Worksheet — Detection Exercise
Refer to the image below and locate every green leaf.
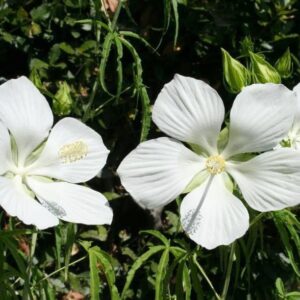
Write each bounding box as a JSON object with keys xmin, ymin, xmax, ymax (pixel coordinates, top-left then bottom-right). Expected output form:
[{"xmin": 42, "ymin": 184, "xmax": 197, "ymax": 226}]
[
  {"xmin": 54, "ymin": 226, "xmax": 62, "ymax": 269},
  {"xmin": 120, "ymin": 37, "xmax": 151, "ymax": 141},
  {"xmin": 99, "ymin": 32, "xmax": 114, "ymax": 95},
  {"xmin": 114, "ymin": 36, "xmax": 124, "ymax": 100},
  {"xmin": 103, "ymin": 192, "xmax": 122, "ymax": 201},
  {"xmin": 121, "ymin": 247, "xmax": 137, "ymax": 260},
  {"xmin": 89, "ymin": 247, "xmax": 101, "ymax": 300},
  {"xmin": 165, "ymin": 210, "xmax": 181, "ymax": 234},
  {"xmin": 64, "ymin": 223, "xmax": 77, "ymax": 281},
  {"xmin": 183, "ymin": 262, "xmax": 192, "ymax": 300},
  {"xmin": 49, "ymin": 44, "xmax": 61, "ymax": 65},
  {"xmin": 88, "ymin": 246, "xmax": 120, "ymax": 300},
  {"xmin": 0, "ymin": 229, "xmax": 35, "ymax": 238},
  {"xmin": 79, "ymin": 226, "xmax": 108, "ymax": 242},
  {"xmin": 138, "ymin": 86, "xmax": 152, "ymax": 142},
  {"xmin": 169, "ymin": 246, "xmax": 186, "ymax": 258},
  {"xmin": 78, "ymin": 40, "xmax": 97, "ymax": 52},
  {"xmin": 189, "ymin": 257, "xmax": 204, "ymax": 300},
  {"xmin": 29, "ymin": 58, "xmax": 49, "ymax": 71},
  {"xmin": 29, "ymin": 68, "xmax": 43, "ymax": 89},
  {"xmin": 92, "ymin": 247, "xmax": 120, "ymax": 300},
  {"xmin": 121, "ymin": 245, "xmax": 165, "ymax": 299},
  {"xmin": 140, "ymin": 230, "xmax": 170, "ymax": 246},
  {"xmin": 155, "ymin": 248, "xmax": 170, "ymax": 300},
  {"xmin": 175, "ymin": 259, "xmax": 185, "ymax": 299},
  {"xmin": 273, "ymin": 212, "xmax": 300, "ymax": 276},
  {"xmin": 30, "ymin": 4, "xmax": 52, "ymax": 21},
  {"xmin": 275, "ymin": 278, "xmax": 285, "ymax": 298},
  {"xmin": 59, "ymin": 42, "xmax": 76, "ymax": 55},
  {"xmin": 2, "ymin": 237, "xmax": 27, "ymax": 276},
  {"xmin": 119, "ymin": 31, "xmax": 156, "ymax": 53},
  {"xmin": 286, "ymin": 291, "xmax": 300, "ymax": 299}
]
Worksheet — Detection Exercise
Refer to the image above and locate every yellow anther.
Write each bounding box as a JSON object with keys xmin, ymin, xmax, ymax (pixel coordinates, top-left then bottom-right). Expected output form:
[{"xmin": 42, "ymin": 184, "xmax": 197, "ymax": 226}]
[
  {"xmin": 58, "ymin": 141, "xmax": 88, "ymax": 163},
  {"xmin": 205, "ymin": 155, "xmax": 226, "ymax": 174}
]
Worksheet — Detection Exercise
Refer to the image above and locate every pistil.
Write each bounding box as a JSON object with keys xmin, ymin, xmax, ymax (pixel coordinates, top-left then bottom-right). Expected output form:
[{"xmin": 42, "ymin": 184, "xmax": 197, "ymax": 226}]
[{"xmin": 206, "ymin": 155, "xmax": 226, "ymax": 174}]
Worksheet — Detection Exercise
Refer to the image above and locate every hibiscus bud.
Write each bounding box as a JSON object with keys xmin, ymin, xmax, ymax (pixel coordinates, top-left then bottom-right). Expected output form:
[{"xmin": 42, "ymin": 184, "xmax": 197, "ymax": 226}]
[
  {"xmin": 53, "ymin": 81, "xmax": 73, "ymax": 116},
  {"xmin": 221, "ymin": 48, "xmax": 250, "ymax": 93},
  {"xmin": 102, "ymin": 0, "xmax": 119, "ymax": 13},
  {"xmin": 249, "ymin": 51, "xmax": 281, "ymax": 83},
  {"xmin": 275, "ymin": 48, "xmax": 293, "ymax": 79}
]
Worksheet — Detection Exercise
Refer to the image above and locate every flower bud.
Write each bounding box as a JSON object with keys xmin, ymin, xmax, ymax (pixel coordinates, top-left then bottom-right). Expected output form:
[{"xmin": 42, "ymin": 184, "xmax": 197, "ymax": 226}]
[
  {"xmin": 249, "ymin": 51, "xmax": 281, "ymax": 83},
  {"xmin": 221, "ymin": 48, "xmax": 250, "ymax": 93},
  {"xmin": 53, "ymin": 81, "xmax": 73, "ymax": 116},
  {"xmin": 275, "ymin": 48, "xmax": 293, "ymax": 79}
]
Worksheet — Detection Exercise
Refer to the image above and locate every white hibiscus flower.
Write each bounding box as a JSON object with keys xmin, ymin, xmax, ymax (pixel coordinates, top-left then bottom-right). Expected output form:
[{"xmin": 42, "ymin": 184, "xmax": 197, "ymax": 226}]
[
  {"xmin": 0, "ymin": 76, "xmax": 113, "ymax": 229},
  {"xmin": 288, "ymin": 83, "xmax": 300, "ymax": 149},
  {"xmin": 118, "ymin": 74, "xmax": 300, "ymax": 249}
]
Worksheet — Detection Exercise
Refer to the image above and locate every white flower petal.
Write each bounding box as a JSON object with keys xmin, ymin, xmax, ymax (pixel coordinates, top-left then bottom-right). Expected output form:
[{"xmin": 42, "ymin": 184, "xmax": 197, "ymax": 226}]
[
  {"xmin": 0, "ymin": 122, "xmax": 13, "ymax": 175},
  {"xmin": 289, "ymin": 83, "xmax": 300, "ymax": 149},
  {"xmin": 0, "ymin": 77, "xmax": 53, "ymax": 164},
  {"xmin": 117, "ymin": 137, "xmax": 205, "ymax": 209},
  {"xmin": 227, "ymin": 149, "xmax": 300, "ymax": 212},
  {"xmin": 293, "ymin": 83, "xmax": 300, "ymax": 125},
  {"xmin": 29, "ymin": 118, "xmax": 109, "ymax": 183},
  {"xmin": 0, "ymin": 176, "xmax": 58, "ymax": 229},
  {"xmin": 27, "ymin": 177, "xmax": 113, "ymax": 225},
  {"xmin": 180, "ymin": 175, "xmax": 249, "ymax": 249},
  {"xmin": 152, "ymin": 74, "xmax": 224, "ymax": 155},
  {"xmin": 222, "ymin": 84, "xmax": 295, "ymax": 158}
]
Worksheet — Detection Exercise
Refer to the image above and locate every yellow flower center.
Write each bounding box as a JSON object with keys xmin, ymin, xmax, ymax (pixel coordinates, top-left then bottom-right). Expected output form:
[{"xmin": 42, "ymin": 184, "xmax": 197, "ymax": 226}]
[
  {"xmin": 58, "ymin": 141, "xmax": 88, "ymax": 163},
  {"xmin": 205, "ymin": 155, "xmax": 226, "ymax": 174}
]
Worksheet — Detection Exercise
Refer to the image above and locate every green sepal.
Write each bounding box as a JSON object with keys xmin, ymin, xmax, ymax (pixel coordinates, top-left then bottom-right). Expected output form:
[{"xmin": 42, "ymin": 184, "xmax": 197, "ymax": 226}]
[
  {"xmin": 183, "ymin": 170, "xmax": 209, "ymax": 194},
  {"xmin": 223, "ymin": 173, "xmax": 234, "ymax": 193},
  {"xmin": 28, "ymin": 175, "xmax": 54, "ymax": 183},
  {"xmin": 25, "ymin": 140, "xmax": 47, "ymax": 166},
  {"xmin": 21, "ymin": 182, "xmax": 36, "ymax": 198},
  {"xmin": 188, "ymin": 143, "xmax": 208, "ymax": 157},
  {"xmin": 217, "ymin": 127, "xmax": 229, "ymax": 153},
  {"xmin": 10, "ymin": 134, "xmax": 18, "ymax": 166},
  {"xmin": 228, "ymin": 153, "xmax": 256, "ymax": 162}
]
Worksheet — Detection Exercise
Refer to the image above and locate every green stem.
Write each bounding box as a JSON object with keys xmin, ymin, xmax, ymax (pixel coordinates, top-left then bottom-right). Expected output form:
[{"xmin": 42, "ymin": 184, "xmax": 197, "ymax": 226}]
[
  {"xmin": 110, "ymin": 0, "xmax": 123, "ymax": 31},
  {"xmin": 32, "ymin": 255, "xmax": 87, "ymax": 289},
  {"xmin": 82, "ymin": 79, "xmax": 99, "ymax": 122},
  {"xmin": 221, "ymin": 242, "xmax": 236, "ymax": 299},
  {"xmin": 193, "ymin": 253, "xmax": 221, "ymax": 300},
  {"xmin": 100, "ymin": 0, "xmax": 110, "ymax": 20},
  {"xmin": 250, "ymin": 212, "xmax": 264, "ymax": 227},
  {"xmin": 23, "ymin": 231, "xmax": 38, "ymax": 300}
]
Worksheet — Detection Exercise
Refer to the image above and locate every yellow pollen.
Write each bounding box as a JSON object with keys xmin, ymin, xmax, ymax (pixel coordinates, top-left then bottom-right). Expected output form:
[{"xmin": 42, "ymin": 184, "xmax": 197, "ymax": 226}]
[
  {"xmin": 205, "ymin": 155, "xmax": 226, "ymax": 174},
  {"xmin": 58, "ymin": 141, "xmax": 88, "ymax": 163}
]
